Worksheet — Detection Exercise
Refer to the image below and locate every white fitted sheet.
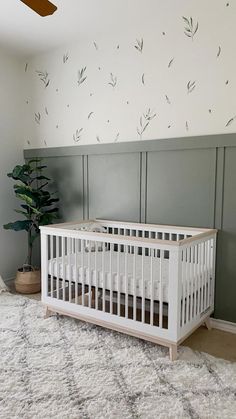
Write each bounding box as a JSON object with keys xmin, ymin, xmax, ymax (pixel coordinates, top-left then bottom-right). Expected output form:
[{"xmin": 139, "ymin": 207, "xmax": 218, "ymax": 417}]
[
  {"xmin": 48, "ymin": 251, "xmax": 209, "ymax": 302},
  {"xmin": 48, "ymin": 251, "xmax": 169, "ymax": 301}
]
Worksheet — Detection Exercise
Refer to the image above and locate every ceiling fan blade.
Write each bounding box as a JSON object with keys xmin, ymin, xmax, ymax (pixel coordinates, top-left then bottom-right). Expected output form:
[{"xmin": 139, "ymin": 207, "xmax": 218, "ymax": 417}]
[{"xmin": 20, "ymin": 0, "xmax": 57, "ymax": 17}]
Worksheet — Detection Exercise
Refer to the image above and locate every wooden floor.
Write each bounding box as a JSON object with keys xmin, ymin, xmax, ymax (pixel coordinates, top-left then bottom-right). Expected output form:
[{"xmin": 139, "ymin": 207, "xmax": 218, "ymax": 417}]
[{"xmin": 8, "ymin": 280, "xmax": 236, "ymax": 362}]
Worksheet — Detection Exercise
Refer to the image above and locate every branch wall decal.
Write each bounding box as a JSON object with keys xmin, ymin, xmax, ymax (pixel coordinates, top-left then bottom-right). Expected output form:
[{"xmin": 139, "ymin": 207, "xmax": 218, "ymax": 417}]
[
  {"xmin": 135, "ymin": 38, "xmax": 144, "ymax": 53},
  {"xmin": 36, "ymin": 70, "xmax": 50, "ymax": 87},
  {"xmin": 78, "ymin": 67, "xmax": 87, "ymax": 86},
  {"xmin": 183, "ymin": 16, "xmax": 199, "ymax": 40}
]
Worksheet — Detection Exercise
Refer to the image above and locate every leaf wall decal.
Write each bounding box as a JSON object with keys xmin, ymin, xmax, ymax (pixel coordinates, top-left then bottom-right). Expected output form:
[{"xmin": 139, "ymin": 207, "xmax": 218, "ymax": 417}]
[
  {"xmin": 217, "ymin": 46, "xmax": 221, "ymax": 58},
  {"xmin": 137, "ymin": 108, "xmax": 156, "ymax": 139},
  {"xmin": 226, "ymin": 116, "xmax": 236, "ymax": 127},
  {"xmin": 187, "ymin": 80, "xmax": 196, "ymax": 93},
  {"xmin": 114, "ymin": 132, "xmax": 120, "ymax": 142},
  {"xmin": 165, "ymin": 95, "xmax": 171, "ymax": 104},
  {"xmin": 63, "ymin": 53, "xmax": 69, "ymax": 63},
  {"xmin": 134, "ymin": 38, "xmax": 144, "ymax": 53},
  {"xmin": 78, "ymin": 67, "xmax": 87, "ymax": 86},
  {"xmin": 108, "ymin": 73, "xmax": 117, "ymax": 88},
  {"xmin": 73, "ymin": 128, "xmax": 83, "ymax": 142},
  {"xmin": 168, "ymin": 58, "xmax": 174, "ymax": 68},
  {"xmin": 183, "ymin": 16, "xmax": 199, "ymax": 40},
  {"xmin": 35, "ymin": 112, "xmax": 41, "ymax": 124},
  {"xmin": 36, "ymin": 70, "xmax": 50, "ymax": 88}
]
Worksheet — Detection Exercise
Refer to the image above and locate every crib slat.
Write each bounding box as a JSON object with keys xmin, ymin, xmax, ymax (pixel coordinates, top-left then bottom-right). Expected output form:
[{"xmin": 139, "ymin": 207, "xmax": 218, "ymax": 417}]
[
  {"xmin": 75, "ymin": 239, "xmax": 78, "ymax": 305},
  {"xmin": 150, "ymin": 248, "xmax": 154, "ymax": 326},
  {"xmin": 50, "ymin": 235, "xmax": 53, "ymax": 297},
  {"xmin": 141, "ymin": 243, "xmax": 145, "ymax": 323},
  {"xmin": 204, "ymin": 241, "xmax": 207, "ymax": 311},
  {"xmin": 95, "ymin": 241, "xmax": 98, "ymax": 310},
  {"xmin": 200, "ymin": 242, "xmax": 204, "ymax": 313},
  {"xmin": 88, "ymin": 241, "xmax": 91, "ymax": 308},
  {"xmin": 110, "ymin": 242, "xmax": 113, "ymax": 314},
  {"xmin": 62, "ymin": 237, "xmax": 66, "ymax": 301},
  {"xmin": 81, "ymin": 239, "xmax": 85, "ymax": 306},
  {"xmin": 102, "ymin": 242, "xmax": 105, "ymax": 312},
  {"xmin": 207, "ymin": 240, "xmax": 211, "ymax": 308},
  {"xmin": 117, "ymin": 244, "xmax": 121, "ymax": 317},
  {"xmin": 189, "ymin": 246, "xmax": 194, "ymax": 321},
  {"xmin": 125, "ymin": 245, "xmax": 128, "ymax": 319},
  {"xmin": 68, "ymin": 237, "xmax": 72, "ymax": 303},
  {"xmin": 133, "ymin": 246, "xmax": 136, "ymax": 321},
  {"xmin": 186, "ymin": 247, "xmax": 190, "ymax": 323},
  {"xmin": 182, "ymin": 248, "xmax": 186, "ymax": 326},
  {"xmin": 56, "ymin": 236, "xmax": 59, "ymax": 300},
  {"xmin": 193, "ymin": 245, "xmax": 197, "ymax": 317},
  {"xmin": 159, "ymin": 249, "xmax": 163, "ymax": 328},
  {"xmin": 197, "ymin": 243, "xmax": 200, "ymax": 315}
]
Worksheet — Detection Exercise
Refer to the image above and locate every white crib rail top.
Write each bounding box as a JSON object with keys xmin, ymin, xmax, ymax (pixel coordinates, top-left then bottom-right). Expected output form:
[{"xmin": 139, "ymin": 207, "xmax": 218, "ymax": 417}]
[{"xmin": 40, "ymin": 219, "xmax": 217, "ymax": 248}]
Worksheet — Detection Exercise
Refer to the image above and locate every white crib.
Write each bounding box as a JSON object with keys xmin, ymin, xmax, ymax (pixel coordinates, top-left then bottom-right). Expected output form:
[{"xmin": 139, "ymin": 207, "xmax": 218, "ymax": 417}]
[{"xmin": 40, "ymin": 219, "xmax": 217, "ymax": 360}]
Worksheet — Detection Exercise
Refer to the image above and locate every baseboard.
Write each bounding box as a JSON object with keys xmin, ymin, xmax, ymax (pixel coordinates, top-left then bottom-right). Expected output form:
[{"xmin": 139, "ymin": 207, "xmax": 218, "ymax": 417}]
[{"xmin": 210, "ymin": 318, "xmax": 236, "ymax": 334}]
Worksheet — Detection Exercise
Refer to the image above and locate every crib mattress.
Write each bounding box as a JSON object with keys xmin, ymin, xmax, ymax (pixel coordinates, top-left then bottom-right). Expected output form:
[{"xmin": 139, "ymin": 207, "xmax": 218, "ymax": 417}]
[{"xmin": 48, "ymin": 251, "xmax": 170, "ymax": 301}]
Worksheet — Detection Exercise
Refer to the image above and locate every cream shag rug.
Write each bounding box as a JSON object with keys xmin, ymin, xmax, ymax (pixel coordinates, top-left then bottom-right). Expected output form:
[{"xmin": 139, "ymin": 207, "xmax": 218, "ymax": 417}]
[{"xmin": 0, "ymin": 293, "xmax": 236, "ymax": 419}]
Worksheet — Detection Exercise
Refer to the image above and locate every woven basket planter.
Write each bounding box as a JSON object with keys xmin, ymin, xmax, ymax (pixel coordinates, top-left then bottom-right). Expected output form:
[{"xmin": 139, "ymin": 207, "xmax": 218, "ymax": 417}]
[{"xmin": 15, "ymin": 268, "xmax": 41, "ymax": 294}]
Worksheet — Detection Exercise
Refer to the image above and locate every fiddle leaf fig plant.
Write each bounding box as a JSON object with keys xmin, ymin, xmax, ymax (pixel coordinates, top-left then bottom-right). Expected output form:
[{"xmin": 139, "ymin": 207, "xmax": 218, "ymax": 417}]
[{"xmin": 3, "ymin": 159, "xmax": 59, "ymax": 269}]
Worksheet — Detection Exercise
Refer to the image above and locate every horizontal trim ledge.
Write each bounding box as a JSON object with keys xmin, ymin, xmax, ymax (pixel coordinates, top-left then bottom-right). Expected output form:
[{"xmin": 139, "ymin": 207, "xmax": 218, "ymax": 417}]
[
  {"xmin": 24, "ymin": 133, "xmax": 236, "ymax": 158},
  {"xmin": 210, "ymin": 318, "xmax": 236, "ymax": 334}
]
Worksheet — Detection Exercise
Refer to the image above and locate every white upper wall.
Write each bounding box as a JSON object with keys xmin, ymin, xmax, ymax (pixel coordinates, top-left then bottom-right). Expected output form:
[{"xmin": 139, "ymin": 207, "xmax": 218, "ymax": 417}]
[
  {"xmin": 0, "ymin": 48, "xmax": 27, "ymax": 278},
  {"xmin": 21, "ymin": 0, "xmax": 236, "ymax": 148}
]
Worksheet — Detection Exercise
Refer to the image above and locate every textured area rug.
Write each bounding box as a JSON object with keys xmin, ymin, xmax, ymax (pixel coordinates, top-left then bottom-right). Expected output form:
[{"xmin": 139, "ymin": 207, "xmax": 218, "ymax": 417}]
[{"xmin": 0, "ymin": 293, "xmax": 236, "ymax": 419}]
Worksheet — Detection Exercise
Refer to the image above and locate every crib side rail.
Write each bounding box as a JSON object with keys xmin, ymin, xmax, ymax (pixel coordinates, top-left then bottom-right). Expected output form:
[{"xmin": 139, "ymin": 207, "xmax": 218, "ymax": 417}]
[
  {"xmin": 40, "ymin": 228, "xmax": 180, "ymax": 341},
  {"xmin": 177, "ymin": 232, "xmax": 217, "ymax": 341},
  {"xmin": 96, "ymin": 219, "xmax": 210, "ymax": 237},
  {"xmin": 40, "ymin": 226, "xmax": 179, "ymax": 249}
]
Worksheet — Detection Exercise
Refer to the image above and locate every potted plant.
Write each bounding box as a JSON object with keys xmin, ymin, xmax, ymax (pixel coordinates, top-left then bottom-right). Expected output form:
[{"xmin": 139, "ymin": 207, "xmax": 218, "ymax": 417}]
[{"xmin": 3, "ymin": 159, "xmax": 59, "ymax": 294}]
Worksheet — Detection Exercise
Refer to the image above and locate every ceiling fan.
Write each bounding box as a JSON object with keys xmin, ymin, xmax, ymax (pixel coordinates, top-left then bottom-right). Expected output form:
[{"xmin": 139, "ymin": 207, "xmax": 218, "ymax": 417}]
[{"xmin": 20, "ymin": 0, "xmax": 57, "ymax": 17}]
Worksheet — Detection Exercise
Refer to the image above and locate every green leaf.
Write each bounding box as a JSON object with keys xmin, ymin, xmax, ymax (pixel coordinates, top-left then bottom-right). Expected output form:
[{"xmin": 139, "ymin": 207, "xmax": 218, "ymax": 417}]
[
  {"xmin": 3, "ymin": 220, "xmax": 32, "ymax": 232},
  {"xmin": 44, "ymin": 207, "xmax": 59, "ymax": 214},
  {"xmin": 28, "ymin": 159, "xmax": 42, "ymax": 164},
  {"xmin": 33, "ymin": 175, "xmax": 50, "ymax": 181},
  {"xmin": 39, "ymin": 213, "xmax": 57, "ymax": 225},
  {"xmin": 35, "ymin": 165, "xmax": 47, "ymax": 170},
  {"xmin": 14, "ymin": 209, "xmax": 29, "ymax": 217},
  {"xmin": 41, "ymin": 198, "xmax": 60, "ymax": 207},
  {"xmin": 16, "ymin": 194, "xmax": 34, "ymax": 206}
]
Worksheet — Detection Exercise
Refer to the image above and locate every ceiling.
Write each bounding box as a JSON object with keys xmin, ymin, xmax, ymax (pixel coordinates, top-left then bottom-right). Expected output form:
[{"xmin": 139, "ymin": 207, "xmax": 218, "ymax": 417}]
[{"xmin": 0, "ymin": 0, "xmax": 153, "ymax": 57}]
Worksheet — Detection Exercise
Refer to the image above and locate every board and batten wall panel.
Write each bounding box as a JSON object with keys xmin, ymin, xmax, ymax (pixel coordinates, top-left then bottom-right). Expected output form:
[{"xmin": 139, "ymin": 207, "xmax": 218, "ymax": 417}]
[
  {"xmin": 88, "ymin": 153, "xmax": 141, "ymax": 221},
  {"xmin": 146, "ymin": 149, "xmax": 216, "ymax": 227},
  {"xmin": 44, "ymin": 156, "xmax": 84, "ymax": 222},
  {"xmin": 215, "ymin": 147, "xmax": 236, "ymax": 322},
  {"xmin": 24, "ymin": 134, "xmax": 236, "ymax": 323}
]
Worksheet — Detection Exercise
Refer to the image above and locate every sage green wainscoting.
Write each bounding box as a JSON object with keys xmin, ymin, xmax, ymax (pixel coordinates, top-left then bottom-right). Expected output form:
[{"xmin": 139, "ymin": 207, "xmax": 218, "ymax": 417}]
[{"xmin": 24, "ymin": 133, "xmax": 236, "ymax": 323}]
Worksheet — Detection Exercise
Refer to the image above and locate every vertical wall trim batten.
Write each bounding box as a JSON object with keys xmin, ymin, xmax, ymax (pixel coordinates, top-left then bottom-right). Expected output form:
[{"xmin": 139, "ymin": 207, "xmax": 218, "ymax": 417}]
[
  {"xmin": 82, "ymin": 155, "xmax": 85, "ymax": 220},
  {"xmin": 214, "ymin": 147, "xmax": 225, "ymax": 230},
  {"xmin": 83, "ymin": 155, "xmax": 89, "ymax": 219},
  {"xmin": 140, "ymin": 151, "xmax": 147, "ymax": 223}
]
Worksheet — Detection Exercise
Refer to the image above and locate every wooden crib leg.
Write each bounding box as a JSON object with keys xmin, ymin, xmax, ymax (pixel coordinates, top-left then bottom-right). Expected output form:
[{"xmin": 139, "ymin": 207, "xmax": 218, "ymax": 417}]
[
  {"xmin": 44, "ymin": 307, "xmax": 53, "ymax": 319},
  {"xmin": 169, "ymin": 344, "xmax": 178, "ymax": 361},
  {"xmin": 205, "ymin": 317, "xmax": 212, "ymax": 330}
]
